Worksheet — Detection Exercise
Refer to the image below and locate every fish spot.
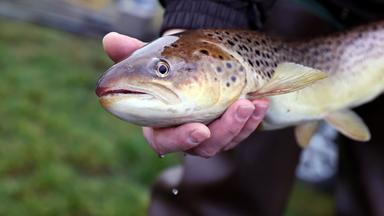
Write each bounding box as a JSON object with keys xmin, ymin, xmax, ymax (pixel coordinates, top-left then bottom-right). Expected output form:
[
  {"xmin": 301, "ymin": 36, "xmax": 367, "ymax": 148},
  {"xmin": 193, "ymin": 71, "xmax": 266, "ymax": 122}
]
[
  {"xmin": 226, "ymin": 62, "xmax": 232, "ymax": 68},
  {"xmin": 218, "ymin": 36, "xmax": 223, "ymax": 41},
  {"xmin": 231, "ymin": 76, "xmax": 236, "ymax": 82},
  {"xmin": 227, "ymin": 40, "xmax": 235, "ymax": 46},
  {"xmin": 239, "ymin": 66, "xmax": 244, "ymax": 72},
  {"xmin": 255, "ymin": 50, "xmax": 261, "ymax": 55},
  {"xmin": 236, "ymin": 50, "xmax": 242, "ymax": 55},
  {"xmin": 185, "ymin": 66, "xmax": 193, "ymax": 72},
  {"xmin": 262, "ymin": 60, "xmax": 267, "ymax": 66},
  {"xmin": 247, "ymin": 38, "xmax": 252, "ymax": 43},
  {"xmin": 207, "ymin": 33, "xmax": 213, "ymax": 37},
  {"xmin": 200, "ymin": 49, "xmax": 209, "ymax": 55},
  {"xmin": 171, "ymin": 44, "xmax": 178, "ymax": 48},
  {"xmin": 226, "ymin": 82, "xmax": 230, "ymax": 87},
  {"xmin": 219, "ymin": 55, "xmax": 224, "ymax": 60},
  {"xmin": 216, "ymin": 67, "xmax": 222, "ymax": 72},
  {"xmin": 214, "ymin": 77, "xmax": 218, "ymax": 81},
  {"xmin": 255, "ymin": 60, "xmax": 260, "ymax": 66},
  {"xmin": 248, "ymin": 59, "xmax": 254, "ymax": 67}
]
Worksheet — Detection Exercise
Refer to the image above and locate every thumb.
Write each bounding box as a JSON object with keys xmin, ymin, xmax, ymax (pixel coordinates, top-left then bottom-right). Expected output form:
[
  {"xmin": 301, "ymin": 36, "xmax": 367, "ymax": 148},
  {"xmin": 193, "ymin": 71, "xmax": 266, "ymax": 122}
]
[{"xmin": 102, "ymin": 32, "xmax": 146, "ymax": 63}]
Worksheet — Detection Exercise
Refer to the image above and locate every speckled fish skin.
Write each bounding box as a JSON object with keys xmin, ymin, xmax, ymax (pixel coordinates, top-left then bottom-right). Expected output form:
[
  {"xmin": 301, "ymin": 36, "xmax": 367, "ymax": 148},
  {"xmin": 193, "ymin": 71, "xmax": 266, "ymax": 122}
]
[{"xmin": 96, "ymin": 21, "xmax": 384, "ymax": 130}]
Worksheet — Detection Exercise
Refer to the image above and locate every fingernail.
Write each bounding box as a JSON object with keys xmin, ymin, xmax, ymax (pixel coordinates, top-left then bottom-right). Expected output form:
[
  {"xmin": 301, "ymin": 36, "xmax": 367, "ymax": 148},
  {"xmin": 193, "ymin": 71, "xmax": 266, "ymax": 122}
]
[
  {"xmin": 253, "ymin": 101, "xmax": 269, "ymax": 117},
  {"xmin": 236, "ymin": 105, "xmax": 254, "ymax": 121},
  {"xmin": 188, "ymin": 130, "xmax": 208, "ymax": 145}
]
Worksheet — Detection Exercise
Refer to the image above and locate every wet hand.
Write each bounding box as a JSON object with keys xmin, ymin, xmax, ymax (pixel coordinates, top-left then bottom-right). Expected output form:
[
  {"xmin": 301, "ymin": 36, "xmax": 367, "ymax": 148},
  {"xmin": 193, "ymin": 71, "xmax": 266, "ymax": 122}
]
[{"xmin": 102, "ymin": 32, "xmax": 269, "ymax": 158}]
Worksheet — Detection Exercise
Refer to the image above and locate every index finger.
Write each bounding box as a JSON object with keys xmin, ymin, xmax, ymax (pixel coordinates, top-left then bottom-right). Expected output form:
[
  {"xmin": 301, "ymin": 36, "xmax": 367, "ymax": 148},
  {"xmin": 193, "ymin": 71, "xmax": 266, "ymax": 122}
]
[{"xmin": 143, "ymin": 123, "xmax": 211, "ymax": 155}]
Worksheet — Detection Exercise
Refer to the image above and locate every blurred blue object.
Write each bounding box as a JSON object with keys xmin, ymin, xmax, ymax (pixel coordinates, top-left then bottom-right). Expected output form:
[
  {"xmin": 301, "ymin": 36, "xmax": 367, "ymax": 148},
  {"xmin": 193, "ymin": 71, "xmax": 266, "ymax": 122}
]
[{"xmin": 296, "ymin": 123, "xmax": 339, "ymax": 185}]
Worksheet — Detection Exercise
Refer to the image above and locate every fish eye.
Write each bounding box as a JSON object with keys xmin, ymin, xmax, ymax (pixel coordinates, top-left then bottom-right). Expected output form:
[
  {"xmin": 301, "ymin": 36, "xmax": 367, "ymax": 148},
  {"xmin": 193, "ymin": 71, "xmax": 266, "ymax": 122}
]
[{"xmin": 155, "ymin": 60, "xmax": 170, "ymax": 78}]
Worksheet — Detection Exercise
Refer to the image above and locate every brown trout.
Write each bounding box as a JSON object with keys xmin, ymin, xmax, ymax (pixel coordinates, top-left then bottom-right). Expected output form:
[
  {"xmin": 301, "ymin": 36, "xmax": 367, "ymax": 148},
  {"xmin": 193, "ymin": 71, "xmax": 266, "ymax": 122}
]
[{"xmin": 96, "ymin": 21, "xmax": 384, "ymax": 147}]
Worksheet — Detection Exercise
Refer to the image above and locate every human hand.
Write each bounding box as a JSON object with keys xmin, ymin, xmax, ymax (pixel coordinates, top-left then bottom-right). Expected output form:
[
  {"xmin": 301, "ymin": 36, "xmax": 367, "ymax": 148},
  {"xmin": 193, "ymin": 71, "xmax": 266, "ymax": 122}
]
[{"xmin": 102, "ymin": 32, "xmax": 269, "ymax": 158}]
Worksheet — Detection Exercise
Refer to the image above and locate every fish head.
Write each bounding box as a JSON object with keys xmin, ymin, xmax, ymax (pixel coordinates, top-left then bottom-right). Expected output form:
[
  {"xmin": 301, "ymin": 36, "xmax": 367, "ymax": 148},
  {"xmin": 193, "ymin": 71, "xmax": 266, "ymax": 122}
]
[{"xmin": 96, "ymin": 32, "xmax": 247, "ymax": 127}]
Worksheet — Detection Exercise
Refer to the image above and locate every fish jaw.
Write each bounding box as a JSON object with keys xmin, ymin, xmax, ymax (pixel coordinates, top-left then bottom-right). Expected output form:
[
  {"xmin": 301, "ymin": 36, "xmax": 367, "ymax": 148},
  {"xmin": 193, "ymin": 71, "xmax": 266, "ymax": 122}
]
[
  {"xmin": 98, "ymin": 82, "xmax": 181, "ymax": 104},
  {"xmin": 99, "ymin": 93, "xmax": 178, "ymax": 127},
  {"xmin": 98, "ymin": 92, "xmax": 227, "ymax": 127},
  {"xmin": 96, "ymin": 67, "xmax": 182, "ymax": 107}
]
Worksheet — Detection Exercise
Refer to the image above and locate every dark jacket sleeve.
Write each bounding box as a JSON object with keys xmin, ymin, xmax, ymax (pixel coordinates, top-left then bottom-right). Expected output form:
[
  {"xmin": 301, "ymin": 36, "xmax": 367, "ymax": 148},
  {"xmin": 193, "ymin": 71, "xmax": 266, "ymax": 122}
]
[{"xmin": 159, "ymin": 0, "xmax": 276, "ymax": 34}]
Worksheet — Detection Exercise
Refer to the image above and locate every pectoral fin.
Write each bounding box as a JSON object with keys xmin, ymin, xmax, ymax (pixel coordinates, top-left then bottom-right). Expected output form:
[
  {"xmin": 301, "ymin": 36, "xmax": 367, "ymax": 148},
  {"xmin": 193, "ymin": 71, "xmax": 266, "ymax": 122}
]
[
  {"xmin": 248, "ymin": 62, "xmax": 328, "ymax": 99},
  {"xmin": 295, "ymin": 121, "xmax": 320, "ymax": 148},
  {"xmin": 325, "ymin": 110, "xmax": 371, "ymax": 142}
]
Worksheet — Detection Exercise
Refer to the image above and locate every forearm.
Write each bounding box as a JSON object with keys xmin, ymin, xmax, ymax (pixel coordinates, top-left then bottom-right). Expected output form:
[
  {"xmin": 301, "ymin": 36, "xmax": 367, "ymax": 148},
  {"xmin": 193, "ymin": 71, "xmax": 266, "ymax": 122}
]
[{"xmin": 159, "ymin": 0, "xmax": 275, "ymax": 34}]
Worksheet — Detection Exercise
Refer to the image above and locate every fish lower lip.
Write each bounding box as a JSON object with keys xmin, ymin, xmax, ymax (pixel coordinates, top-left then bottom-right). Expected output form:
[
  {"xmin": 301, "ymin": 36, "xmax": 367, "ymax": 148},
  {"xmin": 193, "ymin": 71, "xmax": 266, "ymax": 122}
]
[{"xmin": 99, "ymin": 89, "xmax": 147, "ymax": 97}]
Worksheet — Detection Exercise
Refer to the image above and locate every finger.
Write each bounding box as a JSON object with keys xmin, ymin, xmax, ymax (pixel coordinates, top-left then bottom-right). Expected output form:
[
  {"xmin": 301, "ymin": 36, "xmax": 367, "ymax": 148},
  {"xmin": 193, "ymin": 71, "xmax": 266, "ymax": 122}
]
[
  {"xmin": 102, "ymin": 32, "xmax": 146, "ymax": 63},
  {"xmin": 142, "ymin": 123, "xmax": 211, "ymax": 155},
  {"xmin": 224, "ymin": 99, "xmax": 269, "ymax": 151},
  {"xmin": 188, "ymin": 100, "xmax": 255, "ymax": 157}
]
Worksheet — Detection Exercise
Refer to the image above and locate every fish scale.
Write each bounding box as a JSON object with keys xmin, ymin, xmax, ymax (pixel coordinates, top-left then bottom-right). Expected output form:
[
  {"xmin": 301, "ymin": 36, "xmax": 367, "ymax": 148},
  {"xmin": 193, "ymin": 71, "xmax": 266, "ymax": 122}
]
[{"xmin": 96, "ymin": 20, "xmax": 384, "ymax": 147}]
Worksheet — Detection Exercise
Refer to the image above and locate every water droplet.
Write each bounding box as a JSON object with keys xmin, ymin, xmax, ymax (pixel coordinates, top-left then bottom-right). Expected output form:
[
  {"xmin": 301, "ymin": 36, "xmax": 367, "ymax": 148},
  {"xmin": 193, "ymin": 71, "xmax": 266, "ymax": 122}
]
[
  {"xmin": 159, "ymin": 154, "xmax": 165, "ymax": 158},
  {"xmin": 172, "ymin": 188, "xmax": 178, "ymax": 195}
]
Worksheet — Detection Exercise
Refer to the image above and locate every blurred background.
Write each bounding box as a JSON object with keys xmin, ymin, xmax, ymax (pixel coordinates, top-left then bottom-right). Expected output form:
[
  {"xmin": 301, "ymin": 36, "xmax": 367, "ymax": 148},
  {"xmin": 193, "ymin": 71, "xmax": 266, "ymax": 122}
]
[{"xmin": 0, "ymin": 0, "xmax": 335, "ymax": 215}]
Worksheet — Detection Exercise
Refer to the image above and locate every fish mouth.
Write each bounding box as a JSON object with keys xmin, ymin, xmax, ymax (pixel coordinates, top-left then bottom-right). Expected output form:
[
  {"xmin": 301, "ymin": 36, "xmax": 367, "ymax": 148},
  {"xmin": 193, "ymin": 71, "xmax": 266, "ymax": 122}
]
[
  {"xmin": 96, "ymin": 88, "xmax": 147, "ymax": 97},
  {"xmin": 96, "ymin": 84, "xmax": 180, "ymax": 104}
]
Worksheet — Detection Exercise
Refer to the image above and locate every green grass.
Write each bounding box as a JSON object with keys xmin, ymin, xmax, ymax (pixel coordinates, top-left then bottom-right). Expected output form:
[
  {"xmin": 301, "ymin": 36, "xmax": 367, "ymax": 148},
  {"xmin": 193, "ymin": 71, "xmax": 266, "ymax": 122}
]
[
  {"xmin": 0, "ymin": 18, "xmax": 179, "ymax": 216},
  {"xmin": 286, "ymin": 182, "xmax": 335, "ymax": 216}
]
